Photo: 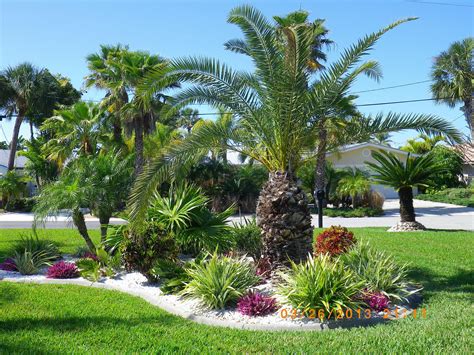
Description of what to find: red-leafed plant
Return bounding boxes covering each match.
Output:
[255,257,272,280]
[47,261,80,279]
[237,291,278,316]
[84,252,99,261]
[364,291,390,311]
[0,258,17,271]
[315,226,356,257]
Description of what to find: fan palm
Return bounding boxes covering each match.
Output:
[431,38,474,140]
[130,6,462,265]
[366,150,446,229]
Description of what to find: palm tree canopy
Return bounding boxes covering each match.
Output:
[366,150,447,191]
[431,37,473,107]
[129,5,462,222]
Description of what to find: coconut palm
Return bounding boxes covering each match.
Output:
[41,101,107,165]
[366,151,446,230]
[336,168,371,208]
[130,6,462,265]
[431,38,474,140]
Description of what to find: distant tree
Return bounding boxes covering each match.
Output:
[431,38,474,140]
[401,133,446,154]
[428,145,464,189]
[177,108,201,133]
[0,141,8,149]
[370,132,393,146]
[0,171,28,208]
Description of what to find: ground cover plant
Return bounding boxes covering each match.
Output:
[0,227,471,353]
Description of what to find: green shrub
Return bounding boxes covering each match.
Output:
[323,207,384,218]
[231,218,262,260]
[76,258,101,282]
[339,243,415,301]
[10,234,60,263]
[416,188,474,207]
[121,222,179,282]
[13,250,52,275]
[181,252,260,309]
[5,197,36,212]
[150,259,191,295]
[278,254,364,314]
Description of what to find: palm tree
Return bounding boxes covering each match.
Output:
[0,171,28,208]
[401,133,446,154]
[366,150,446,230]
[431,38,474,140]
[130,6,462,265]
[177,108,201,134]
[85,44,130,143]
[370,132,393,146]
[336,168,370,208]
[41,101,107,165]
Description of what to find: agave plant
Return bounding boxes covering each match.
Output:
[129,5,461,267]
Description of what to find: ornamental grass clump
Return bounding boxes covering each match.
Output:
[340,243,416,301]
[278,254,364,315]
[237,291,278,317]
[47,261,79,279]
[0,258,17,271]
[315,226,356,257]
[13,250,52,275]
[181,252,260,309]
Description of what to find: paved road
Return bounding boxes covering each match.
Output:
[230,199,474,231]
[1,199,473,231]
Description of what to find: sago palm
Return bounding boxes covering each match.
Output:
[130,6,462,265]
[431,38,474,140]
[366,150,446,229]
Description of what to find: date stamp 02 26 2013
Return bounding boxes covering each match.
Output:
[279,307,427,320]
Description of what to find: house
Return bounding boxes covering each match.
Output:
[326,142,419,199]
[454,143,474,184]
[0,149,27,176]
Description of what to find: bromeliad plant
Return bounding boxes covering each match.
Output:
[47,261,80,279]
[237,291,278,317]
[130,5,461,268]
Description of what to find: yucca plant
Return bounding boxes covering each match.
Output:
[366,150,448,228]
[278,254,364,315]
[181,252,260,309]
[130,5,461,267]
[339,243,416,301]
[13,250,52,275]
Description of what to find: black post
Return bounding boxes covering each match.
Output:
[315,189,325,228]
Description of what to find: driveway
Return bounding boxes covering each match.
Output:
[229,199,474,231]
[0,213,127,229]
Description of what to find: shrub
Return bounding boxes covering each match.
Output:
[10,234,60,263]
[150,259,191,295]
[5,197,36,212]
[364,291,390,311]
[323,207,383,218]
[278,254,364,314]
[237,291,278,316]
[13,250,52,275]
[231,218,262,260]
[417,188,474,207]
[0,258,17,271]
[75,258,101,282]
[315,226,356,257]
[121,222,178,282]
[367,190,385,209]
[340,243,415,301]
[181,252,260,309]
[47,261,79,279]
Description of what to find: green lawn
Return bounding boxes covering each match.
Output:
[0,228,473,353]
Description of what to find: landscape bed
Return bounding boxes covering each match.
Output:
[0,228,472,353]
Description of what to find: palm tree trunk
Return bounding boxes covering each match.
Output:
[256,171,313,266]
[99,215,110,243]
[314,120,327,206]
[72,208,96,251]
[464,98,473,141]
[134,116,144,176]
[7,113,24,171]
[398,187,416,222]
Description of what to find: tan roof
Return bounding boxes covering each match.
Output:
[454,143,474,164]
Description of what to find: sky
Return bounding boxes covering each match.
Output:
[0,0,473,147]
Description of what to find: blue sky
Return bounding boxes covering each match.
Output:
[0,0,472,147]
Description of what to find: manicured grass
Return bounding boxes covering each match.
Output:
[0,228,473,353]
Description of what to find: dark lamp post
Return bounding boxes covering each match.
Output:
[315,189,325,228]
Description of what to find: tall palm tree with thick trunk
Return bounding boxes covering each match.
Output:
[367,151,446,231]
[129,6,461,266]
[431,38,473,140]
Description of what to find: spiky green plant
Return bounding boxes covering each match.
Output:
[181,252,260,309]
[13,250,52,275]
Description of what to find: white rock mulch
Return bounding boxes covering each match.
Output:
[0,264,421,331]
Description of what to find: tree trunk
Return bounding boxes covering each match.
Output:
[398,187,416,222]
[99,214,110,243]
[134,116,144,176]
[256,171,313,266]
[7,113,24,171]
[314,121,327,207]
[463,98,473,142]
[72,208,96,251]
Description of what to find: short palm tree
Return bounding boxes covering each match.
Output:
[0,171,28,208]
[130,6,461,265]
[431,38,473,140]
[336,169,371,208]
[366,151,446,230]
[401,133,446,154]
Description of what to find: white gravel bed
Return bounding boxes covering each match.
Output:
[0,260,420,331]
